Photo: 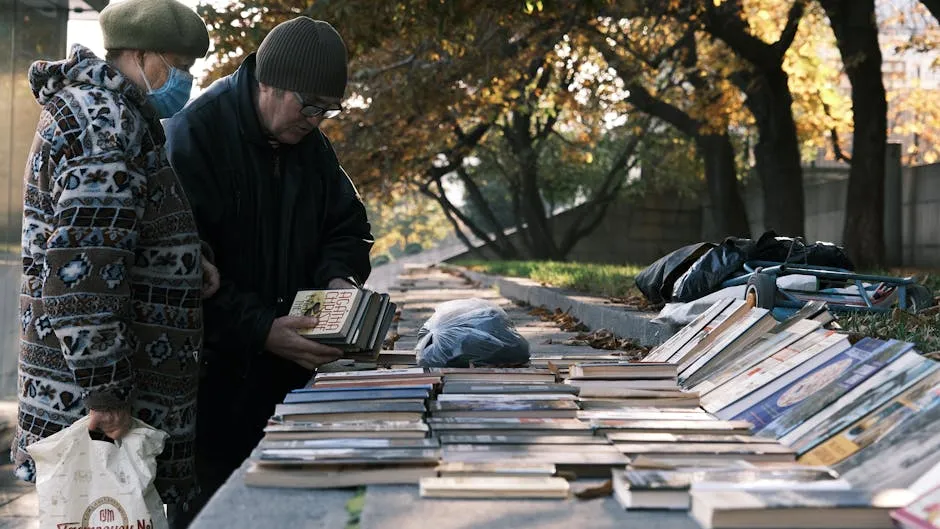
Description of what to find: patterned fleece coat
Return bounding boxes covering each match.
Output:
[13,44,203,506]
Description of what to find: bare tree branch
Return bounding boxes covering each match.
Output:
[559,119,651,254]
[419,185,485,259]
[454,166,519,257]
[350,54,416,81]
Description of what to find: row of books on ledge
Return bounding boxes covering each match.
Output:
[246,294,938,529]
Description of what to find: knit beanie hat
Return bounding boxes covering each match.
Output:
[256,17,348,100]
[100,0,210,58]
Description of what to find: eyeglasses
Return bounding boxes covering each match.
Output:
[292,92,342,119]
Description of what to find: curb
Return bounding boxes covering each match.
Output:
[444,265,676,348]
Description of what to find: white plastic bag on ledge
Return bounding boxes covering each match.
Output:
[415,298,530,367]
[27,414,169,529]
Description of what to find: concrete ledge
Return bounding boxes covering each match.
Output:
[445,266,676,347]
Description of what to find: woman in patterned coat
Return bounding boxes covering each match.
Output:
[13,0,217,516]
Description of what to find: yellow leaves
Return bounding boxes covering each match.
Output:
[524,0,544,14]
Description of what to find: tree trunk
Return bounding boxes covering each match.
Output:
[696,133,751,238]
[505,113,561,259]
[736,70,806,237]
[455,167,520,259]
[821,0,887,267]
[617,80,751,241]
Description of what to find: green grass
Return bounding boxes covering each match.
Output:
[835,267,940,353]
[838,310,940,354]
[456,260,940,351]
[345,487,366,529]
[454,260,645,299]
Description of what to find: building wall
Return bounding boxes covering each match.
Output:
[446,191,704,266]
[447,161,940,271]
[0,0,70,398]
[903,163,940,267]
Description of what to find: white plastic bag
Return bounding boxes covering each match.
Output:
[27,415,169,529]
[415,298,530,367]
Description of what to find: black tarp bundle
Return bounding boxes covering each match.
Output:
[635,231,854,305]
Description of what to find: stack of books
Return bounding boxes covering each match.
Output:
[245,368,441,488]
[564,361,699,408]
[289,288,397,360]
[424,368,629,484]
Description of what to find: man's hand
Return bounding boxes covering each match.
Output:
[265,315,343,370]
[88,408,133,440]
[201,256,220,299]
[328,277,357,289]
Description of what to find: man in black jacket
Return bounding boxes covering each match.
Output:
[164,17,373,523]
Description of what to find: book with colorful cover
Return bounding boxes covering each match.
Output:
[799,370,940,467]
[702,330,849,416]
[289,289,397,356]
[607,432,780,444]
[755,338,914,439]
[891,485,940,529]
[290,288,365,339]
[736,338,911,434]
[612,442,796,462]
[832,373,940,491]
[780,350,938,451]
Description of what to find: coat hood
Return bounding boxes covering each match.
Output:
[29,44,148,110]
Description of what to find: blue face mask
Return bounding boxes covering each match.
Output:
[137,55,194,119]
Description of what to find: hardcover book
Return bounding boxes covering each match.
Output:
[689,319,822,396]
[644,298,735,363]
[441,382,579,395]
[753,339,913,439]
[611,442,796,463]
[435,461,557,478]
[668,299,749,365]
[799,371,940,467]
[731,338,903,431]
[701,330,849,416]
[679,308,777,386]
[568,362,677,380]
[781,351,939,453]
[613,466,847,511]
[833,386,940,491]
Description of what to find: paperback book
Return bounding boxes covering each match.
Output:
[289,288,397,358]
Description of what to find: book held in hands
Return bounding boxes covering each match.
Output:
[289,288,397,358]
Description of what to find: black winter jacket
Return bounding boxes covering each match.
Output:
[165,54,373,439]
